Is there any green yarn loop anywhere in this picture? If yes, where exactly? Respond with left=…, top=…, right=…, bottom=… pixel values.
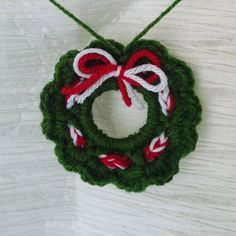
left=48, top=0, right=120, bottom=54
left=40, top=39, right=202, bottom=192
left=128, top=0, right=182, bottom=45
left=49, top=0, right=182, bottom=49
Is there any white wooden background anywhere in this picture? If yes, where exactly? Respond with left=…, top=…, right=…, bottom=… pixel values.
left=0, top=0, right=236, bottom=235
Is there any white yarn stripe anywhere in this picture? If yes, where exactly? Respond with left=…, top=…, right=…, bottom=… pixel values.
left=123, top=80, right=144, bottom=110
left=68, top=124, right=83, bottom=146
left=99, top=154, right=107, bottom=159
left=158, top=87, right=170, bottom=116
left=124, top=64, right=168, bottom=92
left=67, top=80, right=144, bottom=110
left=67, top=48, right=172, bottom=116
left=72, top=64, right=167, bottom=108
left=66, top=80, right=84, bottom=109
left=73, top=48, right=117, bottom=78
left=114, top=164, right=126, bottom=170
left=116, top=65, right=144, bottom=108
left=99, top=154, right=126, bottom=169
left=74, top=70, right=117, bottom=104
left=149, top=132, right=168, bottom=153
left=66, top=94, right=77, bottom=109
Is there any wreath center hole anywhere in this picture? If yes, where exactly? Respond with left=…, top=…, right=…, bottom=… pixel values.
left=92, top=90, right=148, bottom=138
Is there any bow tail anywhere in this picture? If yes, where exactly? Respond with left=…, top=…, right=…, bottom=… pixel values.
left=75, top=73, right=113, bottom=105
left=64, top=67, right=118, bottom=108
left=123, top=81, right=144, bottom=110
left=117, top=76, right=132, bottom=107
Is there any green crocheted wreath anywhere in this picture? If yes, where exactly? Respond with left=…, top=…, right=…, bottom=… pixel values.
left=40, top=39, right=201, bottom=192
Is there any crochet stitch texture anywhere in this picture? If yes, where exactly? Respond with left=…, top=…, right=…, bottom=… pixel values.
left=40, top=39, right=201, bottom=192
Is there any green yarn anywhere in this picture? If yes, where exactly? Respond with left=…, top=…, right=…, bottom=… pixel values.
left=49, top=0, right=182, bottom=54
left=40, top=39, right=202, bottom=192
left=49, top=0, right=120, bottom=54
left=128, top=0, right=182, bottom=45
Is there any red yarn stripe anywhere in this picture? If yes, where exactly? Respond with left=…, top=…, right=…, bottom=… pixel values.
left=144, top=139, right=169, bottom=162
left=61, top=49, right=174, bottom=112
left=117, top=66, right=132, bottom=106
left=168, top=94, right=175, bottom=112
left=125, top=49, right=161, bottom=69
left=125, top=49, right=160, bottom=85
left=79, top=53, right=111, bottom=74
left=61, top=64, right=117, bottom=95
left=69, top=127, right=86, bottom=148
left=99, top=154, right=133, bottom=170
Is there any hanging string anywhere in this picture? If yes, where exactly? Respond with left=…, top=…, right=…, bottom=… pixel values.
left=49, top=0, right=120, bottom=54
left=49, top=0, right=182, bottom=48
left=129, top=0, right=182, bottom=44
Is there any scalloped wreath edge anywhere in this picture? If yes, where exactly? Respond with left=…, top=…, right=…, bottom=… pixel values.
left=40, top=39, right=202, bottom=192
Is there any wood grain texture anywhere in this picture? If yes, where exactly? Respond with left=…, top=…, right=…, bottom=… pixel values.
left=0, top=0, right=236, bottom=235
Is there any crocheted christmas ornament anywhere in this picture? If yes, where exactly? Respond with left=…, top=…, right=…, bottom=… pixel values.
left=40, top=0, right=201, bottom=192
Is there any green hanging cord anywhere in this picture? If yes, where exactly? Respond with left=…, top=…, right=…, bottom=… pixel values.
left=49, top=0, right=120, bottom=54
left=49, top=0, right=182, bottom=53
left=128, top=0, right=182, bottom=47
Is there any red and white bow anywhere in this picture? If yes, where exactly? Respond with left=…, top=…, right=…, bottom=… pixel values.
left=61, top=48, right=174, bottom=115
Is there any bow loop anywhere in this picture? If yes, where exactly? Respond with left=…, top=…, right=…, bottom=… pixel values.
left=61, top=47, right=174, bottom=115
left=126, top=49, right=160, bottom=69
left=78, top=53, right=111, bottom=75
left=73, top=48, right=117, bottom=78
left=125, top=49, right=161, bottom=85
